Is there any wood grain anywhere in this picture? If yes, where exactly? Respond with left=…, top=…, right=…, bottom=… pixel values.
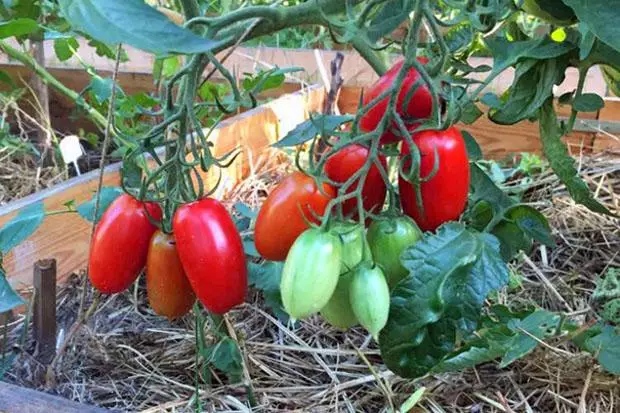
left=0, top=381, right=113, bottom=413
left=0, top=86, right=325, bottom=292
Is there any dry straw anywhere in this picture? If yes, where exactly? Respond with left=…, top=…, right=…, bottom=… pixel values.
left=5, top=149, right=620, bottom=412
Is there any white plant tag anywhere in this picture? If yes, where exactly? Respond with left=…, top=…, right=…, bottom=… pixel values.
left=59, top=135, right=84, bottom=175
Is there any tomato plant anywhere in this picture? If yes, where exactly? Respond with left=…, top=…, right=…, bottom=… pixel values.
left=254, top=171, right=335, bottom=261
left=173, top=198, right=247, bottom=315
left=359, top=58, right=434, bottom=145
left=399, top=127, right=470, bottom=232
left=89, top=194, right=162, bottom=294
left=146, top=231, right=195, bottom=320
left=325, top=144, right=387, bottom=221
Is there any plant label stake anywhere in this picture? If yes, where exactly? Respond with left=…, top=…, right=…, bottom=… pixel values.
left=33, top=259, right=57, bottom=364
left=59, top=135, right=84, bottom=176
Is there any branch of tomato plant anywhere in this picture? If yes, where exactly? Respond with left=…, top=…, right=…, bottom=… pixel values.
left=0, top=40, right=108, bottom=131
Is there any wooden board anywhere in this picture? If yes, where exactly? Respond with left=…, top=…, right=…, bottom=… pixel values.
left=0, top=85, right=325, bottom=292
left=0, top=381, right=113, bottom=413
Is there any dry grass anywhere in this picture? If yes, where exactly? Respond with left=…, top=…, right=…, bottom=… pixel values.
left=4, top=150, right=620, bottom=413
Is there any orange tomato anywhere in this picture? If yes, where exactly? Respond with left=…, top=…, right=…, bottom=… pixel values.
left=146, top=231, right=195, bottom=320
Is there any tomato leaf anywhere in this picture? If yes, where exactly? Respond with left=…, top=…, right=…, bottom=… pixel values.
left=379, top=223, right=509, bottom=378
left=485, top=37, right=575, bottom=74
left=490, top=58, right=569, bottom=125
left=53, top=37, right=79, bottom=61
left=58, top=0, right=223, bottom=55
left=0, top=70, right=15, bottom=88
left=572, top=93, right=605, bottom=112
left=0, top=17, right=39, bottom=39
left=273, top=114, right=353, bottom=148
left=578, top=23, right=596, bottom=60
left=201, top=337, right=243, bottom=383
left=366, top=0, right=410, bottom=44
left=0, top=201, right=44, bottom=255
left=562, top=0, right=620, bottom=54
left=506, top=205, right=554, bottom=247
left=539, top=99, right=615, bottom=216
left=602, top=65, right=620, bottom=97
left=77, top=187, right=123, bottom=223
left=584, top=324, right=620, bottom=375
left=0, top=267, right=24, bottom=313
left=248, top=260, right=289, bottom=322
left=461, top=130, right=483, bottom=161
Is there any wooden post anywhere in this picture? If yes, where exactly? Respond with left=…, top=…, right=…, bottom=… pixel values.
left=33, top=259, right=57, bottom=364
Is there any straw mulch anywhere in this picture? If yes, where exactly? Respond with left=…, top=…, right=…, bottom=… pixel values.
left=4, top=150, right=620, bottom=413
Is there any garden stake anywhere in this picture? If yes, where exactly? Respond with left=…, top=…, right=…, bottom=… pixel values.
left=32, top=259, right=57, bottom=364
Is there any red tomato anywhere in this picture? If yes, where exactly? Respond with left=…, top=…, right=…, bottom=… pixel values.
left=399, top=127, right=470, bottom=232
left=89, top=194, right=162, bottom=294
left=173, top=198, right=247, bottom=314
left=359, top=57, right=434, bottom=145
left=255, top=172, right=335, bottom=261
left=324, top=144, right=387, bottom=221
left=146, top=231, right=195, bottom=320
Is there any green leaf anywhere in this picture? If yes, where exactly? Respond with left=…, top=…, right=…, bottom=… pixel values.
left=585, top=325, right=620, bottom=375
left=0, top=17, right=39, bottom=39
left=539, top=99, right=614, bottom=216
left=76, top=187, right=123, bottom=223
left=461, top=131, right=483, bottom=161
left=500, top=310, right=560, bottom=367
left=272, top=114, right=353, bottom=148
left=492, top=220, right=534, bottom=261
left=0, top=201, right=44, bottom=254
left=572, top=93, right=605, bottom=112
left=88, top=76, right=117, bottom=104
left=248, top=260, right=288, bottom=322
left=202, top=337, right=243, bottom=383
left=0, top=70, right=15, bottom=88
left=562, top=0, right=620, bottom=54
left=505, top=205, right=554, bottom=247
left=366, top=0, right=410, bottom=43
left=485, top=37, right=576, bottom=73
left=233, top=202, right=257, bottom=219
left=379, top=223, right=509, bottom=378
left=0, top=267, right=24, bottom=313
left=53, top=37, right=79, bottom=61
left=87, top=38, right=128, bottom=61
left=460, top=102, right=483, bottom=124
left=490, top=58, right=569, bottom=125
left=602, top=65, right=620, bottom=97
left=58, top=0, right=223, bottom=55
left=578, top=23, right=596, bottom=60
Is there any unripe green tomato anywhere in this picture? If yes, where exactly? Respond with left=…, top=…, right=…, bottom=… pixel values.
left=280, top=228, right=342, bottom=320
left=321, top=271, right=358, bottom=329
left=329, top=221, right=372, bottom=273
left=366, top=216, right=422, bottom=288
left=349, top=263, right=390, bottom=339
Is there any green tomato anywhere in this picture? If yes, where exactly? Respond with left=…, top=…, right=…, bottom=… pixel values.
left=366, top=216, right=422, bottom=288
left=329, top=221, right=371, bottom=273
left=349, top=263, right=390, bottom=339
left=280, top=228, right=342, bottom=320
left=521, top=0, right=577, bottom=26
left=321, top=271, right=358, bottom=329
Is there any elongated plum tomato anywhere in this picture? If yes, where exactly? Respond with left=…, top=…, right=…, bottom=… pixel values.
left=324, top=144, right=387, bottom=221
left=399, top=127, right=470, bottom=232
left=359, top=57, right=433, bottom=145
left=146, top=231, right=195, bottom=320
left=255, top=172, right=335, bottom=261
left=173, top=198, right=247, bottom=314
left=349, top=263, right=390, bottom=339
left=280, top=228, right=342, bottom=320
left=89, top=194, right=161, bottom=294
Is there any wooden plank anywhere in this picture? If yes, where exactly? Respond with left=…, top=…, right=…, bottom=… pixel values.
left=33, top=259, right=57, bottom=364
left=0, top=85, right=325, bottom=292
left=0, top=381, right=112, bottom=413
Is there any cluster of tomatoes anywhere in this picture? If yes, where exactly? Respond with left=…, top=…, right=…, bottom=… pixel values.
left=88, top=195, right=247, bottom=319
left=254, top=58, right=470, bottom=337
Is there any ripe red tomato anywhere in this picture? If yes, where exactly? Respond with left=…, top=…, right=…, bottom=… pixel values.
left=255, top=172, right=335, bottom=261
left=324, top=144, right=387, bottom=221
left=89, top=194, right=162, bottom=294
left=359, top=57, right=434, bottom=145
left=146, top=231, right=195, bottom=320
left=173, top=198, right=247, bottom=314
left=399, top=127, right=470, bottom=232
